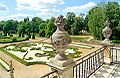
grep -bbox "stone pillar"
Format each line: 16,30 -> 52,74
48,62 -> 75,78
104,45 -> 112,64
47,15 -> 75,78
101,21 -> 113,64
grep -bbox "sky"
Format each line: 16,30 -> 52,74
0,0 -> 120,21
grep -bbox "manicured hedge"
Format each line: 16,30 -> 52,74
0,35 -> 10,39
0,63 -> 9,72
112,40 -> 120,43
28,61 -> 46,65
0,57 -> 9,72
0,37 -> 28,43
0,48 -> 47,66
0,48 -> 29,66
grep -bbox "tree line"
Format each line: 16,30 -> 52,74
0,12 -> 86,38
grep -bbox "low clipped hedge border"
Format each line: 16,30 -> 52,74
0,48 -> 46,66
0,37 -> 28,44
0,48 -> 29,66
0,63 -> 9,72
0,57 -> 9,72
112,40 -> 120,43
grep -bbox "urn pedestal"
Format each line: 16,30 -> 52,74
101,21 -> 113,64
47,15 -> 75,78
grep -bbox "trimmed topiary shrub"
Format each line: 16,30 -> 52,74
32,33 -> 35,39
25,36 -> 29,40
11,37 -> 17,42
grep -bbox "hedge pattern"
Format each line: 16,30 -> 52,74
0,57 -> 9,72
0,48 -> 46,66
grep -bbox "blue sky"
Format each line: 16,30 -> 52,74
0,0 -> 120,21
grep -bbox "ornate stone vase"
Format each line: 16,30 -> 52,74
51,15 -> 72,61
101,21 -> 112,45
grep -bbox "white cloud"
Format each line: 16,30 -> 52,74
37,9 -> 59,16
0,3 -> 8,13
0,14 -> 33,21
63,2 -> 96,13
16,0 -> 64,16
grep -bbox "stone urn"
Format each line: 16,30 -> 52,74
101,21 -> 112,45
50,15 -> 73,67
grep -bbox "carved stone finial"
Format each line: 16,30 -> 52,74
101,21 -> 112,45
104,21 -> 110,27
54,14 -> 66,29
49,15 -> 73,67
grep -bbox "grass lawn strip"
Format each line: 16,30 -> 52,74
0,57 -> 9,72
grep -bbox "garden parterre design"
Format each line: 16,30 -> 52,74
0,42 -> 83,65
1,40 -> 94,65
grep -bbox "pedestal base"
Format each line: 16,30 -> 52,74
49,57 -> 74,67
104,57 -> 112,64
47,61 -> 75,78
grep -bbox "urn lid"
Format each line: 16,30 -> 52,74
54,14 -> 66,27
102,21 -> 112,34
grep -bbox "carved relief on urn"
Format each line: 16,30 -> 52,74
101,21 -> 112,45
50,15 -> 73,67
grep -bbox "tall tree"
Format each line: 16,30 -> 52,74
71,16 -> 84,35
39,23 -> 47,37
31,17 -> 44,33
84,15 -> 89,32
3,20 -> 14,34
24,17 -> 29,23
17,22 -> 25,37
25,21 -> 32,34
105,2 -> 120,40
0,21 -> 5,31
13,20 -> 19,33
45,21 -> 57,38
65,12 -> 75,34
88,7 -> 105,40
